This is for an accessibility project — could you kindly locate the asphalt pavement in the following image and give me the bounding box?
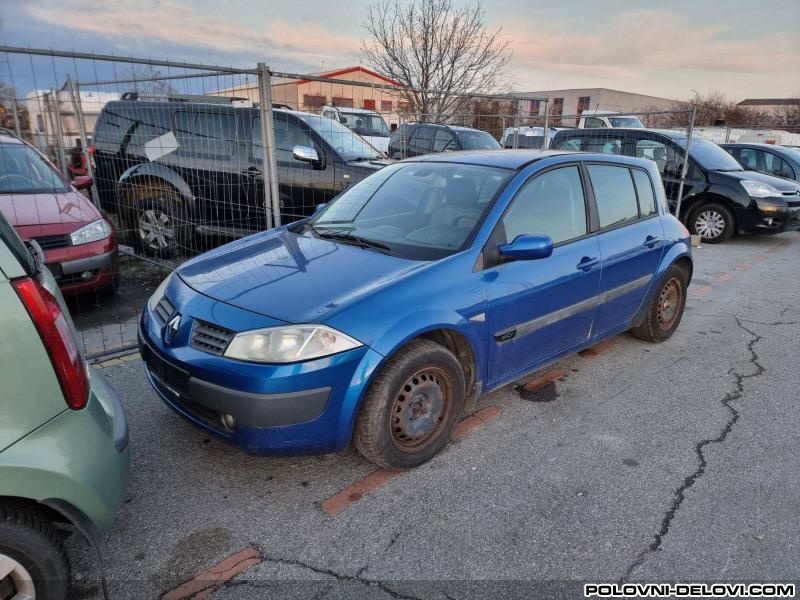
[66,231,800,600]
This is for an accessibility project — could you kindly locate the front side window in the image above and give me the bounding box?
[433,129,456,152]
[336,112,390,137]
[300,114,381,161]
[763,152,794,178]
[175,111,235,158]
[411,127,435,153]
[455,130,501,150]
[608,117,644,128]
[583,117,606,128]
[587,164,639,228]
[0,143,69,194]
[311,162,512,260]
[501,166,587,245]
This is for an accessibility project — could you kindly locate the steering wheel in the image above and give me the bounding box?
[452,215,478,228]
[0,173,37,187]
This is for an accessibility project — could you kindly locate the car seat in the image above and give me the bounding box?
[428,178,481,229]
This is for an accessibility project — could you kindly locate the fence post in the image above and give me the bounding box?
[675,105,696,222]
[542,99,550,149]
[257,62,280,229]
[48,89,68,175]
[66,75,101,208]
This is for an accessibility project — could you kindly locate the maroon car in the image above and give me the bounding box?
[0,132,118,295]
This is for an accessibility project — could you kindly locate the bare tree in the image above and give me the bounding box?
[362,0,511,122]
[120,66,177,97]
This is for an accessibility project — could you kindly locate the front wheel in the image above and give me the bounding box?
[689,202,735,244]
[353,340,465,469]
[630,264,689,343]
[0,505,70,600]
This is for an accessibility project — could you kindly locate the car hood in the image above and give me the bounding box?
[717,169,800,193]
[0,191,101,227]
[177,228,426,324]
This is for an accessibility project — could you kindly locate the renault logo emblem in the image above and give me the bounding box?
[164,314,181,344]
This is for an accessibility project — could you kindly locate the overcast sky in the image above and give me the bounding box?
[4,0,799,101]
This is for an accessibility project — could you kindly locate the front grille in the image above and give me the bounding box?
[153,295,175,325]
[191,320,235,356]
[33,234,71,250]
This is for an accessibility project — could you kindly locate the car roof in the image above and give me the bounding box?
[401,149,655,171]
[0,133,24,145]
[401,122,489,134]
[720,142,795,152]
[324,106,378,114]
[555,128,688,140]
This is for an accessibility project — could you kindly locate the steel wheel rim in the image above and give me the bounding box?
[0,554,36,600]
[657,278,682,331]
[389,366,453,453]
[138,208,175,251]
[695,210,725,239]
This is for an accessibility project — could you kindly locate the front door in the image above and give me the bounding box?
[485,165,601,385]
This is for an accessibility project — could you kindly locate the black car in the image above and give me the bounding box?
[388,123,500,159]
[721,143,800,183]
[550,128,800,243]
[92,95,388,256]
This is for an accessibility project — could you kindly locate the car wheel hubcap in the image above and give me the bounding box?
[138,207,175,251]
[390,367,452,452]
[0,554,36,600]
[695,210,725,239]
[657,278,682,331]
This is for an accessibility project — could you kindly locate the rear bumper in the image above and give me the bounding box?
[0,368,130,533]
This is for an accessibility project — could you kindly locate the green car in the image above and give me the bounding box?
[0,212,130,599]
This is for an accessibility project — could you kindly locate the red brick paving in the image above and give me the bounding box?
[161,547,261,600]
[450,405,502,440]
[578,339,617,357]
[522,368,568,391]
[321,468,403,516]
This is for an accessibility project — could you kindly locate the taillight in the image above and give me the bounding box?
[12,277,90,410]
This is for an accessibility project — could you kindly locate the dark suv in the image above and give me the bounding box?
[550,128,800,243]
[92,96,388,256]
[388,123,500,159]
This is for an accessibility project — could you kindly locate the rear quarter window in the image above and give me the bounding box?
[631,169,657,215]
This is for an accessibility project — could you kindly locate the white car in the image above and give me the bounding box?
[321,106,391,154]
[579,111,644,129]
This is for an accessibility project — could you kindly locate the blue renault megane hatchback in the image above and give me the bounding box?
[139,150,692,468]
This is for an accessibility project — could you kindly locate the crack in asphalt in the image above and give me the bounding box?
[621,316,764,582]
[215,543,427,600]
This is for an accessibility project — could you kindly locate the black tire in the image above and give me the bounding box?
[121,187,191,258]
[689,202,735,244]
[0,504,70,600]
[353,339,465,469]
[631,264,689,343]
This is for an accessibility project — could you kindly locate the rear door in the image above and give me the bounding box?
[587,163,665,335]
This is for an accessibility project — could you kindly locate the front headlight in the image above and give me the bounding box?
[741,179,781,199]
[70,218,112,245]
[224,324,362,363]
[148,275,171,311]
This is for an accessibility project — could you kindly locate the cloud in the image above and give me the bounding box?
[25,0,362,68]
[506,10,800,93]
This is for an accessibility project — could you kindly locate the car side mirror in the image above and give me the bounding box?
[293,145,323,169]
[71,175,93,190]
[498,235,554,261]
[25,239,45,275]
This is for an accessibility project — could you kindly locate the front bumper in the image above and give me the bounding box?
[738,197,800,234]
[138,287,384,454]
[45,243,118,294]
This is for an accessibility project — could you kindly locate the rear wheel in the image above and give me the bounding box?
[631,264,688,343]
[121,187,191,258]
[689,202,735,244]
[353,340,465,469]
[0,504,70,600]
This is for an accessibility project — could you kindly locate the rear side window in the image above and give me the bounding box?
[175,111,235,158]
[587,165,639,228]
[502,166,587,245]
[631,169,657,215]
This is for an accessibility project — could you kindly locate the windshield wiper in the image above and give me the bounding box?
[349,156,380,162]
[315,230,394,255]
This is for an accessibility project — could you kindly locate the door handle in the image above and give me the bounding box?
[242,167,262,179]
[577,256,599,271]
[643,235,660,248]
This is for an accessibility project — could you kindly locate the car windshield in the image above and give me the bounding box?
[455,130,501,150]
[0,143,69,194]
[679,136,743,171]
[336,112,390,137]
[310,162,512,260]
[300,114,382,161]
[608,117,644,128]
